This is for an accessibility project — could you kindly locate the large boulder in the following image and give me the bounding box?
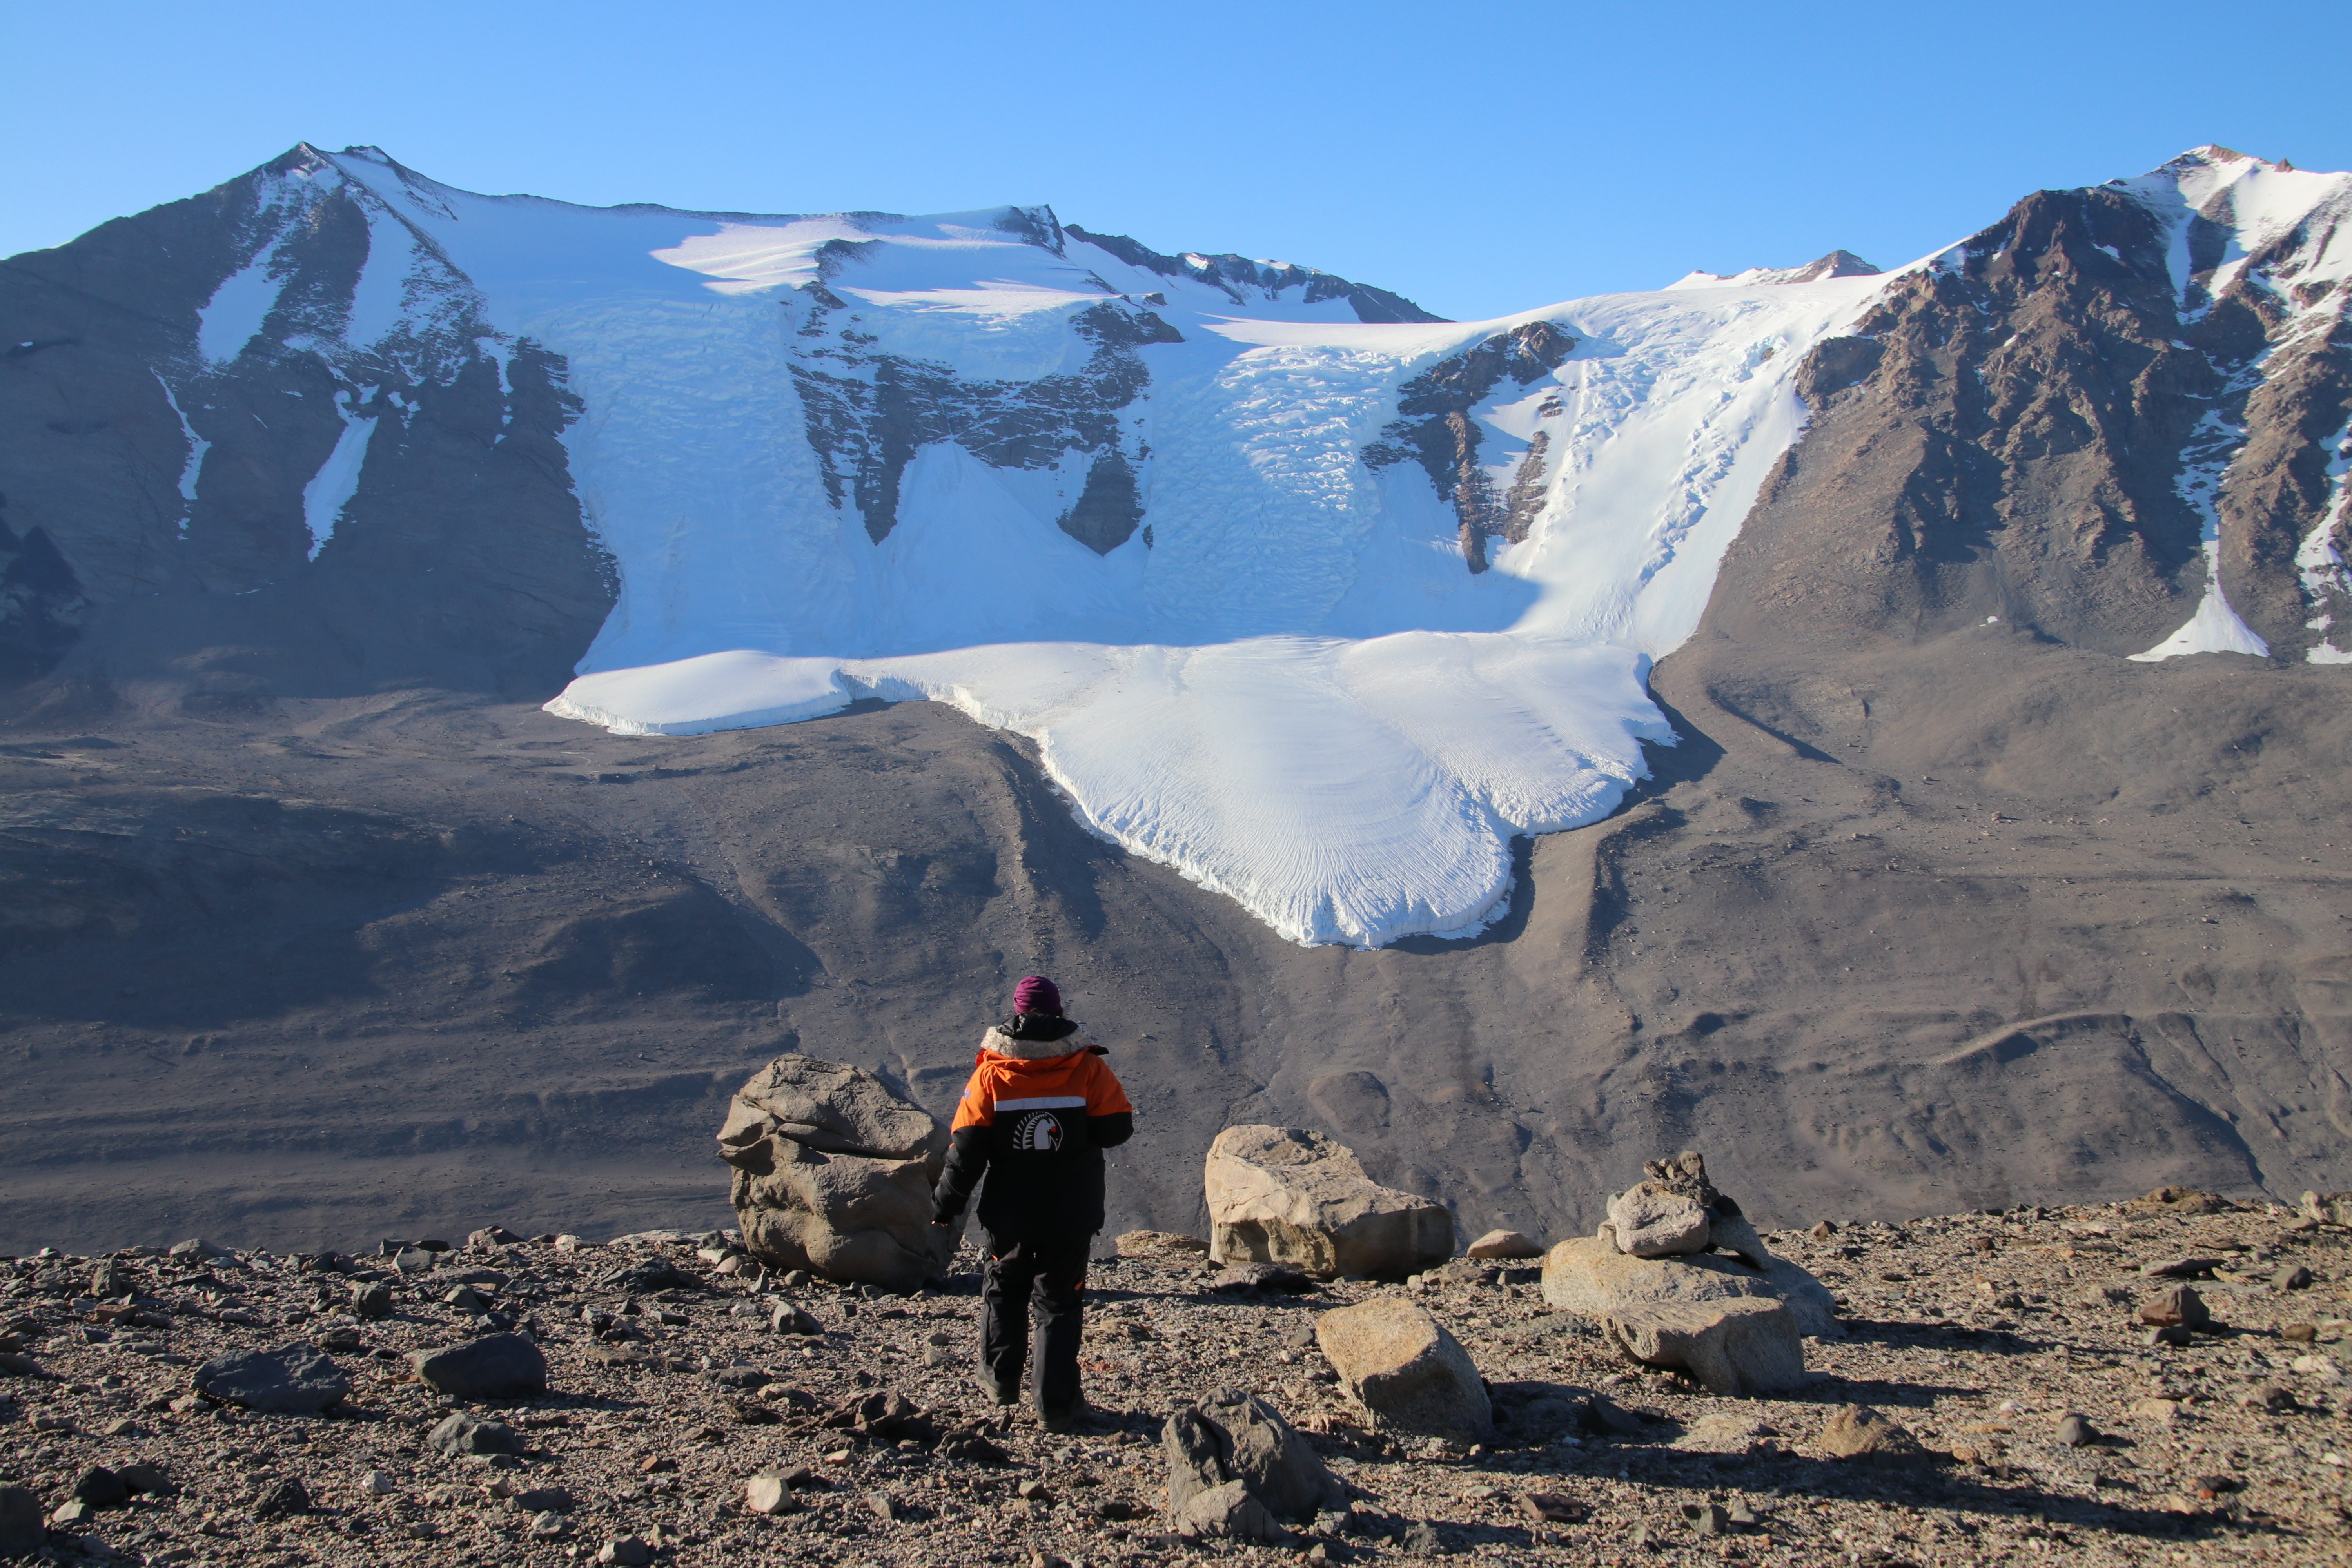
[1313,1296,1492,1441]
[1601,1298,1806,1396]
[1164,1391,1346,1526]
[1204,1126,1451,1280]
[1542,1236,1841,1340]
[719,1055,950,1292]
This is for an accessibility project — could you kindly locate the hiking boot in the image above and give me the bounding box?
[976,1368,1018,1407]
[1038,1399,1087,1433]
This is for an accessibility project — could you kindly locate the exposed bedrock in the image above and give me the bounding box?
[1361,321,1575,573]
[1729,172,2352,659]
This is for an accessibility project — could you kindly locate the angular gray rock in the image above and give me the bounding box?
[350,1281,393,1320]
[1163,1391,1345,1525]
[192,1345,349,1414]
[1601,1298,1806,1396]
[719,1054,949,1293]
[405,1333,547,1399]
[1313,1296,1492,1440]
[428,1411,525,1458]
[1203,1126,1451,1280]
[433,1410,529,1457]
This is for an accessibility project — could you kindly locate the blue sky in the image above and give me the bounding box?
[5,0,2344,321]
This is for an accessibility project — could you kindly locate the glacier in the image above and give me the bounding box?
[198,145,2348,947]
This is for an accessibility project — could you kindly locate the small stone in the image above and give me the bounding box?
[1465,1229,1544,1261]
[769,1301,822,1335]
[2275,1265,2316,1291]
[2243,1381,2298,1412]
[2054,1414,2096,1447]
[1519,1492,1581,1523]
[1401,1519,1445,1555]
[360,1470,397,1496]
[115,1463,172,1497]
[745,1474,793,1515]
[253,1476,312,1520]
[50,1499,96,1526]
[468,1226,524,1249]
[597,1539,653,1567]
[70,1466,130,1508]
[530,1510,568,1537]
[2145,1325,2194,1348]
[2284,1322,2319,1342]
[639,1455,678,1474]
[429,1410,525,1457]
[866,1492,897,1522]
[2138,1285,2211,1331]
[2140,1256,2223,1279]
[1016,1477,1048,1499]
[1814,1405,1926,1464]
[2129,1397,2181,1423]
[444,1285,486,1312]
[1681,1501,1731,1535]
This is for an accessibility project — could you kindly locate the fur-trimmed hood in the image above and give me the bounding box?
[980,1014,1101,1061]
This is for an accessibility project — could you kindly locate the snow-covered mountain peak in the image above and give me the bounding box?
[38,145,2347,947]
[1666,249,1881,291]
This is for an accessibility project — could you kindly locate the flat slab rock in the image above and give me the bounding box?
[192,1344,349,1414]
[405,1332,547,1399]
[1541,1235,1841,1339]
[1205,1125,1452,1280]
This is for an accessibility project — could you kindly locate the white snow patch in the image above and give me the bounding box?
[154,375,208,530]
[2130,407,2269,661]
[301,392,379,561]
[199,245,287,365]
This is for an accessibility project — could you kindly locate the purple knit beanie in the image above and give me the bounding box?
[1013,975,1062,1016]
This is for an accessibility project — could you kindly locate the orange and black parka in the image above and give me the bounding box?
[933,1011,1134,1243]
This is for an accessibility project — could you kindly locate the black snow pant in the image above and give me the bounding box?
[979,1232,1090,1414]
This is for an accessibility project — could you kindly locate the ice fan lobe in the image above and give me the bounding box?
[0,143,615,697]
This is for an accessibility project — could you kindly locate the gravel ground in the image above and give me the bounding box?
[6,1193,2352,1566]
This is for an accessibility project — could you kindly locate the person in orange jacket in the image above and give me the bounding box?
[931,974,1133,1430]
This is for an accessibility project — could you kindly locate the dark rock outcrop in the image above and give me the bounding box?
[1361,321,1576,572]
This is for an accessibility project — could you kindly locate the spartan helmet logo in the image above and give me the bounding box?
[1010,1111,1065,1152]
